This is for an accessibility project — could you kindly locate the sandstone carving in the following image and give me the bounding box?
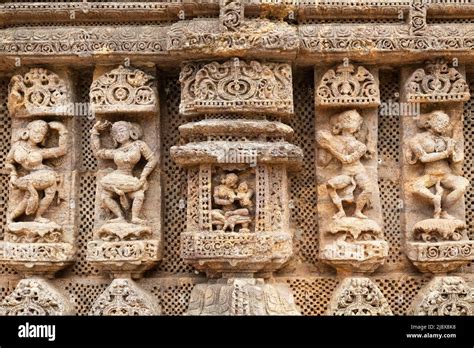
[410,277,473,316]
[220,0,243,32]
[409,1,427,36]
[315,72,387,274]
[405,59,470,103]
[90,278,160,316]
[5,120,68,240]
[179,58,293,116]
[90,65,157,114]
[316,64,380,107]
[187,278,300,316]
[8,68,72,117]
[327,277,392,316]
[0,278,74,315]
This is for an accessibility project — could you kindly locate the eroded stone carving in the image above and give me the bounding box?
[403,110,473,273]
[90,120,157,239]
[316,64,380,107]
[327,277,392,316]
[187,278,300,315]
[90,278,160,316]
[405,59,470,103]
[0,278,74,315]
[8,68,72,117]
[315,107,387,274]
[5,120,68,241]
[179,59,293,116]
[220,0,243,32]
[410,277,473,316]
[90,65,157,114]
[409,1,427,36]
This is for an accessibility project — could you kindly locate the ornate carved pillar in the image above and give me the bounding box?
[314,62,392,315]
[400,58,473,315]
[172,57,302,315]
[86,65,162,315]
[0,67,77,315]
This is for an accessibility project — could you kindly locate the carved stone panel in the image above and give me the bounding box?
[0,278,75,315]
[410,276,473,316]
[327,277,393,316]
[86,66,162,277]
[315,65,387,274]
[90,278,161,316]
[179,58,294,117]
[8,68,74,118]
[90,65,158,115]
[401,64,472,273]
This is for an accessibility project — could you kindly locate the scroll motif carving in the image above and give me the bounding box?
[8,68,72,117]
[409,2,427,36]
[220,0,244,32]
[90,279,161,316]
[410,277,473,316]
[316,63,380,107]
[179,58,293,116]
[327,277,392,316]
[0,278,74,315]
[405,59,470,103]
[90,65,157,114]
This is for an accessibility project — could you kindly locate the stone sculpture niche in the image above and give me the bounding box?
[172,57,303,315]
[315,62,392,316]
[86,65,162,315]
[0,67,77,315]
[401,59,473,274]
[315,63,388,275]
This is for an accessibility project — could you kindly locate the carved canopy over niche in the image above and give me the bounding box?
[8,68,72,117]
[405,59,470,103]
[316,63,380,108]
[90,65,157,114]
[179,58,293,117]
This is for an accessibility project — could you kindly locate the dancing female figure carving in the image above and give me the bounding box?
[91,120,157,225]
[406,110,469,220]
[6,120,68,224]
[317,109,373,220]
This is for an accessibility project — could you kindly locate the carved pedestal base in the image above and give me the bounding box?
[0,241,74,276]
[410,276,473,315]
[6,221,62,243]
[181,231,292,276]
[87,239,160,278]
[0,278,75,315]
[407,240,474,273]
[186,277,300,315]
[327,277,393,315]
[90,278,160,316]
[95,222,152,241]
[321,240,389,274]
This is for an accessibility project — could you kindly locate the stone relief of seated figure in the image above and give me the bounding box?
[211,173,254,233]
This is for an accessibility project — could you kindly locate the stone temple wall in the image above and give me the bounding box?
[0,0,473,316]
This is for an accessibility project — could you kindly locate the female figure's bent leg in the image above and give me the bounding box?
[327,175,353,219]
[102,189,124,222]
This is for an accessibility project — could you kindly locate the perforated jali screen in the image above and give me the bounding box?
[0,69,472,315]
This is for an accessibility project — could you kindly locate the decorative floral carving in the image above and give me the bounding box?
[90,279,160,316]
[405,59,470,103]
[220,0,243,32]
[327,277,392,316]
[90,65,157,114]
[0,278,74,315]
[186,277,300,315]
[316,64,380,107]
[179,58,293,116]
[8,68,71,117]
[410,2,427,36]
[411,277,473,316]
